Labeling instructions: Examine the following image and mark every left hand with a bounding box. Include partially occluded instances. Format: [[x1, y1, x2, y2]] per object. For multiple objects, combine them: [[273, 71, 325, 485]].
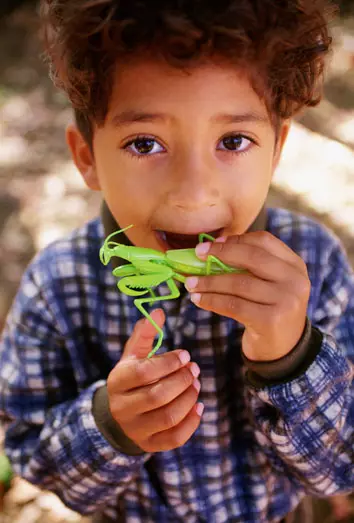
[[185, 231, 311, 362]]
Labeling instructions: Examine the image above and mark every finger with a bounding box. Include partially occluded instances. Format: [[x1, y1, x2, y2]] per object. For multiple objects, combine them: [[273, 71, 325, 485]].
[[108, 348, 191, 393], [185, 272, 278, 305], [143, 402, 204, 452], [120, 362, 201, 417], [190, 291, 271, 331], [134, 381, 200, 438], [198, 240, 302, 283], [215, 231, 307, 273], [122, 308, 166, 361]]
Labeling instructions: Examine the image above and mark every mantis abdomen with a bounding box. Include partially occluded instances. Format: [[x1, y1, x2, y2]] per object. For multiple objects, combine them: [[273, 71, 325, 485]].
[[165, 249, 238, 276]]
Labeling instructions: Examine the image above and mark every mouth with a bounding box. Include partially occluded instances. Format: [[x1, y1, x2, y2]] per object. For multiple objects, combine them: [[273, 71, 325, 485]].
[[155, 228, 224, 250]]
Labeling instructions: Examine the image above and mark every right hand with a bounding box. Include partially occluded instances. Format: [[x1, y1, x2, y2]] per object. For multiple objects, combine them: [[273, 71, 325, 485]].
[[107, 309, 204, 453]]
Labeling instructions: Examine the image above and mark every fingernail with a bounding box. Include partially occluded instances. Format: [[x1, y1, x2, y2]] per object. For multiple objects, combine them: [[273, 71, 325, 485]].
[[195, 242, 211, 257], [185, 277, 199, 291], [196, 402, 204, 416], [179, 350, 191, 365], [190, 293, 201, 305], [190, 362, 200, 377], [215, 236, 227, 243], [193, 379, 201, 393]]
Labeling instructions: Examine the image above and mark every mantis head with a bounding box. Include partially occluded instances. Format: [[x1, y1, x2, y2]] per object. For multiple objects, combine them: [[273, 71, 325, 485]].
[[99, 224, 135, 265]]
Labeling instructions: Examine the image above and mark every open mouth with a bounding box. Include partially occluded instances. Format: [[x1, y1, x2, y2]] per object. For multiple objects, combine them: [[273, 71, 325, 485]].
[[155, 228, 224, 250]]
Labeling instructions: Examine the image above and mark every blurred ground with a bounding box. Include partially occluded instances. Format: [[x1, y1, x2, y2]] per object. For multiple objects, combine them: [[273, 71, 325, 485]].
[[0, 3, 353, 523]]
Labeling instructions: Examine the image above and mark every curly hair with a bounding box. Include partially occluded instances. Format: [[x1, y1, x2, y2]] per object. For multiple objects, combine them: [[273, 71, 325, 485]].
[[40, 0, 335, 147]]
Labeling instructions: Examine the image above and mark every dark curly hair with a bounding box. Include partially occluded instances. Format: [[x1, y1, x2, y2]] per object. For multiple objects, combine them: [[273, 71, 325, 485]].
[[40, 0, 335, 148]]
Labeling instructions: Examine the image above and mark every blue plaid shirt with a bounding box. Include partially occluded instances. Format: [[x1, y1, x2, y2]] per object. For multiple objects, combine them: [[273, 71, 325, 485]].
[[1, 207, 354, 523]]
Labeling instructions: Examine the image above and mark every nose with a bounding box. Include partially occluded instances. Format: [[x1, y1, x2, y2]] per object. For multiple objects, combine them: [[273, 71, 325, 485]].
[[166, 153, 220, 211]]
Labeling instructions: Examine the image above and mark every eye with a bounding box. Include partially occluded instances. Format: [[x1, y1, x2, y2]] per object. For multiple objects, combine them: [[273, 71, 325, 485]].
[[123, 136, 165, 157], [218, 134, 253, 153]]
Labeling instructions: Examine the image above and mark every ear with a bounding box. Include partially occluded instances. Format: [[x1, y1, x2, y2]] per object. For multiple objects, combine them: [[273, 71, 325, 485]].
[[66, 124, 101, 191], [272, 120, 291, 170]]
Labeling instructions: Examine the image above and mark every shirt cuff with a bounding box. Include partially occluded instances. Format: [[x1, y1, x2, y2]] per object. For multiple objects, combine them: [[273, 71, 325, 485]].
[[92, 385, 145, 456], [242, 318, 323, 388]]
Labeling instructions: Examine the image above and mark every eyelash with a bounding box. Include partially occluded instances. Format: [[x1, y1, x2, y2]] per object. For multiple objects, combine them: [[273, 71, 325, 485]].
[[122, 134, 257, 160]]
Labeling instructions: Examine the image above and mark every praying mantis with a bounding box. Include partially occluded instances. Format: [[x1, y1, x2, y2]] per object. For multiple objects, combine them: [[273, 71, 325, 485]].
[[100, 225, 244, 358]]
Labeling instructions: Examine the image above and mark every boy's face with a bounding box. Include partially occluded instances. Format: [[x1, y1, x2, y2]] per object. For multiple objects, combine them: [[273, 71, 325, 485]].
[[68, 56, 289, 250]]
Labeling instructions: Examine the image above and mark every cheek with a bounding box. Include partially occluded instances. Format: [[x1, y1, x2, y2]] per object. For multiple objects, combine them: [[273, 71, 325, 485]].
[[226, 152, 273, 229], [229, 150, 273, 197], [93, 139, 163, 228]]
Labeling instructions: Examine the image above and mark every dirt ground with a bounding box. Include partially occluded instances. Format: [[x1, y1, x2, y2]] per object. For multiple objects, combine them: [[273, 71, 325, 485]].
[[0, 4, 354, 523]]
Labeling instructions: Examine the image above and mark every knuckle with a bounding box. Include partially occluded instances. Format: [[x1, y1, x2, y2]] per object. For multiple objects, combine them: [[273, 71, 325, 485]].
[[181, 367, 194, 388], [134, 361, 151, 383], [109, 398, 125, 422], [236, 274, 250, 292], [296, 276, 311, 298], [162, 406, 178, 430], [212, 240, 227, 257], [248, 247, 262, 266], [287, 294, 301, 313], [146, 383, 164, 406], [226, 295, 239, 312], [171, 351, 184, 370]]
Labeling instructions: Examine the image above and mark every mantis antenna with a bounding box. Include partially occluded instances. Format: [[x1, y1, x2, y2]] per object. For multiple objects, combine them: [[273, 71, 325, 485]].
[[103, 224, 135, 245]]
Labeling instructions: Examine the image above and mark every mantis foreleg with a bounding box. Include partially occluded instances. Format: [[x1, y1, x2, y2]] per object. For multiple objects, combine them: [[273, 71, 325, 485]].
[[134, 277, 180, 358], [113, 265, 157, 301], [113, 264, 138, 278]]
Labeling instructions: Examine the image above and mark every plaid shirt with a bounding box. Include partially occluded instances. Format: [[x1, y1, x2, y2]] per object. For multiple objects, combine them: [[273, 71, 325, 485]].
[[0, 207, 353, 523]]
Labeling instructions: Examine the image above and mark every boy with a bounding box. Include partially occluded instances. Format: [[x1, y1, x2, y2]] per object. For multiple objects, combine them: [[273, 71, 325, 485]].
[[1, 0, 353, 522]]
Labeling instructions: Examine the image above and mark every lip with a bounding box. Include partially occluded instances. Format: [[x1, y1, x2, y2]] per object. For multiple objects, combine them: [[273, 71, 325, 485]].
[[155, 228, 225, 251]]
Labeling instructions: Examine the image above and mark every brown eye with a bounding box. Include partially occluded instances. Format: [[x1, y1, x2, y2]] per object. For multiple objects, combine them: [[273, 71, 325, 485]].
[[218, 135, 252, 153], [124, 137, 164, 156], [134, 138, 154, 154]]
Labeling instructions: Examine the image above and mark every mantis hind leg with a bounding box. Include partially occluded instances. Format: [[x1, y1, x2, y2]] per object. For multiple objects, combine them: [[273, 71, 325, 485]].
[[198, 232, 217, 243], [206, 255, 235, 275], [149, 289, 157, 301], [134, 278, 181, 359]]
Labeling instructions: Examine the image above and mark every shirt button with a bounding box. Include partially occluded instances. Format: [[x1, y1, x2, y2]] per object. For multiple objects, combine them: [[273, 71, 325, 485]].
[[184, 322, 196, 337]]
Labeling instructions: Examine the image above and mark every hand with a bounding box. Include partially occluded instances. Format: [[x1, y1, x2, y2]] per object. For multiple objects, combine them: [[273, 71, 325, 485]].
[[185, 231, 311, 362], [107, 309, 203, 453]]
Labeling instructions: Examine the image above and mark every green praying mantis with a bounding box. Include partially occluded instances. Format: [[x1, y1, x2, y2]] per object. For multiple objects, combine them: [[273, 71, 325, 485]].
[[100, 225, 244, 358]]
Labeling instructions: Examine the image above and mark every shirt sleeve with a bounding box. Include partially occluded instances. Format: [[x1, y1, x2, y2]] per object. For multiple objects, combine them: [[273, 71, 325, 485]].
[[246, 233, 354, 496], [0, 266, 150, 515]]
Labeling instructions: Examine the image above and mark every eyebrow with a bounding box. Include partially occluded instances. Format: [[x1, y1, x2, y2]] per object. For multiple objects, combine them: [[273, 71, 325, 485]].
[[110, 110, 268, 127]]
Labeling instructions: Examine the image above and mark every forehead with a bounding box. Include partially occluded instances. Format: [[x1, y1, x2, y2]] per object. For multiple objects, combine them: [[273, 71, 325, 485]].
[[106, 55, 269, 118]]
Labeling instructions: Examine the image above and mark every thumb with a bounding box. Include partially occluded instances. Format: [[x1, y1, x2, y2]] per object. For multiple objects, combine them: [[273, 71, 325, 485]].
[[121, 309, 166, 361]]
